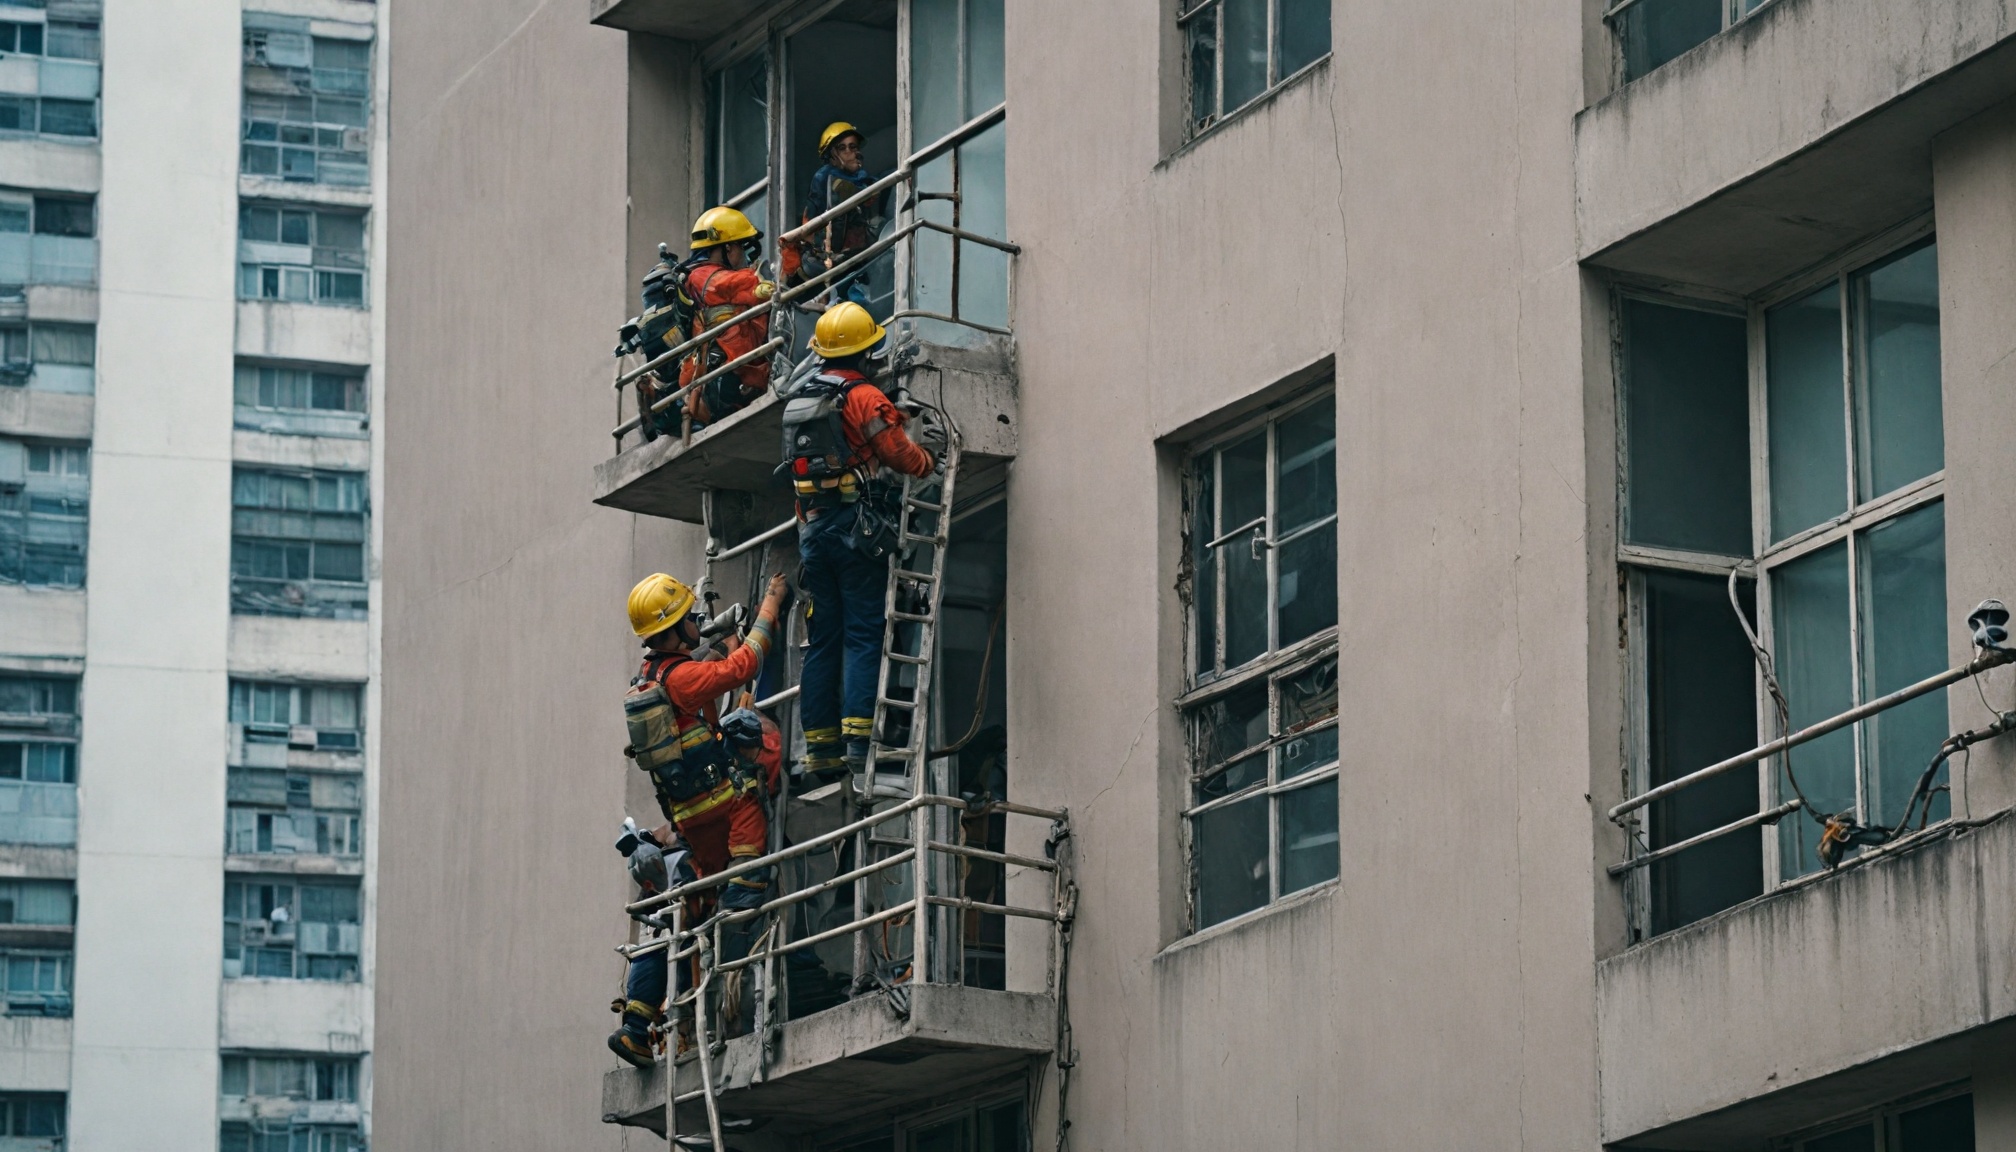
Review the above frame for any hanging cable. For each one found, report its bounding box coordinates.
[1727,567,1827,826]
[928,599,1006,760]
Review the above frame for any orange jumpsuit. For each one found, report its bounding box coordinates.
[681,261,777,402]
[641,618,775,903]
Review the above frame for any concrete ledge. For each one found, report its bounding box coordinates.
[0,388,91,441]
[1599,810,2016,1147]
[218,978,369,1053]
[594,338,1018,525]
[1576,0,2016,292]
[601,984,1053,1136]
[236,301,373,367]
[587,0,766,41]
[227,616,369,682]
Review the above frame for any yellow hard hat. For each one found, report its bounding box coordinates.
[628,573,696,638]
[808,302,887,359]
[818,121,863,157]
[691,206,761,250]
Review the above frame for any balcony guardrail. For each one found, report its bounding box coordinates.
[610,103,1017,454]
[618,792,1073,1152]
[1607,594,2016,880]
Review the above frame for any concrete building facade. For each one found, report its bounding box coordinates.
[378,0,2016,1149]
[0,0,387,1146]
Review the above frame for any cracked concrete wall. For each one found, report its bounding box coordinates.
[1005,0,1600,1147]
[375,1,701,1149]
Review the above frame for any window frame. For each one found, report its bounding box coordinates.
[240,26,374,188]
[1775,1084,1972,1151]
[1178,385,1339,932]
[222,877,364,982]
[236,203,369,307]
[1607,0,1783,84]
[1178,0,1333,141]
[1615,220,1951,925]
[229,466,370,619]
[0,435,89,588]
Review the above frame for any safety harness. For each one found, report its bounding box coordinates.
[780,369,890,509]
[622,652,735,820]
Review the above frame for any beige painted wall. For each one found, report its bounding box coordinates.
[1001,0,1600,1146]
[375,1,700,1148]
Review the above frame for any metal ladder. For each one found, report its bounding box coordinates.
[851,412,961,989]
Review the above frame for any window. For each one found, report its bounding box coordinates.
[220,1054,358,1103]
[0,950,68,1016]
[0,879,73,925]
[226,770,361,858]
[1782,1091,1973,1152]
[233,362,366,437]
[0,1094,64,1144]
[231,680,362,749]
[0,192,96,286]
[703,50,769,213]
[43,19,94,61]
[910,0,1008,337]
[237,204,367,305]
[222,879,362,981]
[1618,236,1950,933]
[903,1097,1026,1152]
[0,437,88,588]
[221,1127,366,1152]
[0,20,44,53]
[1181,389,1338,929]
[0,322,94,393]
[1181,0,1330,136]
[1611,0,1772,83]
[0,96,95,139]
[241,22,371,187]
[229,468,368,619]
[0,675,78,848]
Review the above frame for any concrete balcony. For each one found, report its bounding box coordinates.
[595,337,1019,525]
[601,983,1054,1137]
[1576,0,2016,293]
[1598,808,2016,1147]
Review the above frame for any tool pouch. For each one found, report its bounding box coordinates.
[845,487,902,559]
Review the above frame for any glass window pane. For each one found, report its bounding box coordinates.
[1623,299,1751,554]
[1805,1124,1877,1152]
[1853,242,1943,502]
[1221,0,1268,112]
[1275,399,1334,535]
[1187,7,1218,128]
[1893,1094,1973,1152]
[1278,657,1338,778]
[1277,0,1329,76]
[1620,0,1724,82]
[1768,282,1848,541]
[910,0,961,145]
[1642,570,1762,933]
[716,52,769,201]
[976,1100,1025,1152]
[1275,520,1336,649]
[912,1118,967,1152]
[1859,501,1948,829]
[1191,456,1218,674]
[1773,541,1855,878]
[1220,432,1269,666]
[1197,750,1267,803]
[1198,679,1269,767]
[1194,792,1268,927]
[1278,776,1339,894]
[964,0,1004,115]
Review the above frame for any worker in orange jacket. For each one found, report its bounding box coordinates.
[680,205,779,426]
[610,571,790,1060]
[780,303,937,777]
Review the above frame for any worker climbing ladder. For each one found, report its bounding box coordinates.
[662,404,963,1152]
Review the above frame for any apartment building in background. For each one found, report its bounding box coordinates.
[378,0,2016,1148]
[0,0,387,1147]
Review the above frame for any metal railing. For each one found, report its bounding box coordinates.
[617,793,1072,1150]
[610,102,1017,453]
[1607,608,2016,880]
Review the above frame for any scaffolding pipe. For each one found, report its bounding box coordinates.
[1605,800,1804,877]
[710,518,798,563]
[1607,649,2015,822]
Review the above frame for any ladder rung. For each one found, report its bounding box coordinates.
[891,610,934,623]
[873,747,917,759]
[877,696,919,711]
[891,569,936,582]
[886,651,929,665]
[901,533,945,545]
[905,499,945,514]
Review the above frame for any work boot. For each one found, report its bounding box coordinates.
[843,738,871,773]
[606,999,658,1069]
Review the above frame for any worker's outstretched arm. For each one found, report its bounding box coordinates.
[663,576,790,709]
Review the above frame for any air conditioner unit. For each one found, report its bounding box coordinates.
[288,726,317,750]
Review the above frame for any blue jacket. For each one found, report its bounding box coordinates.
[806,162,886,218]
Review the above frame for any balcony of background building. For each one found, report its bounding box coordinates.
[601,795,1072,1142]
[1578,0,2016,295]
